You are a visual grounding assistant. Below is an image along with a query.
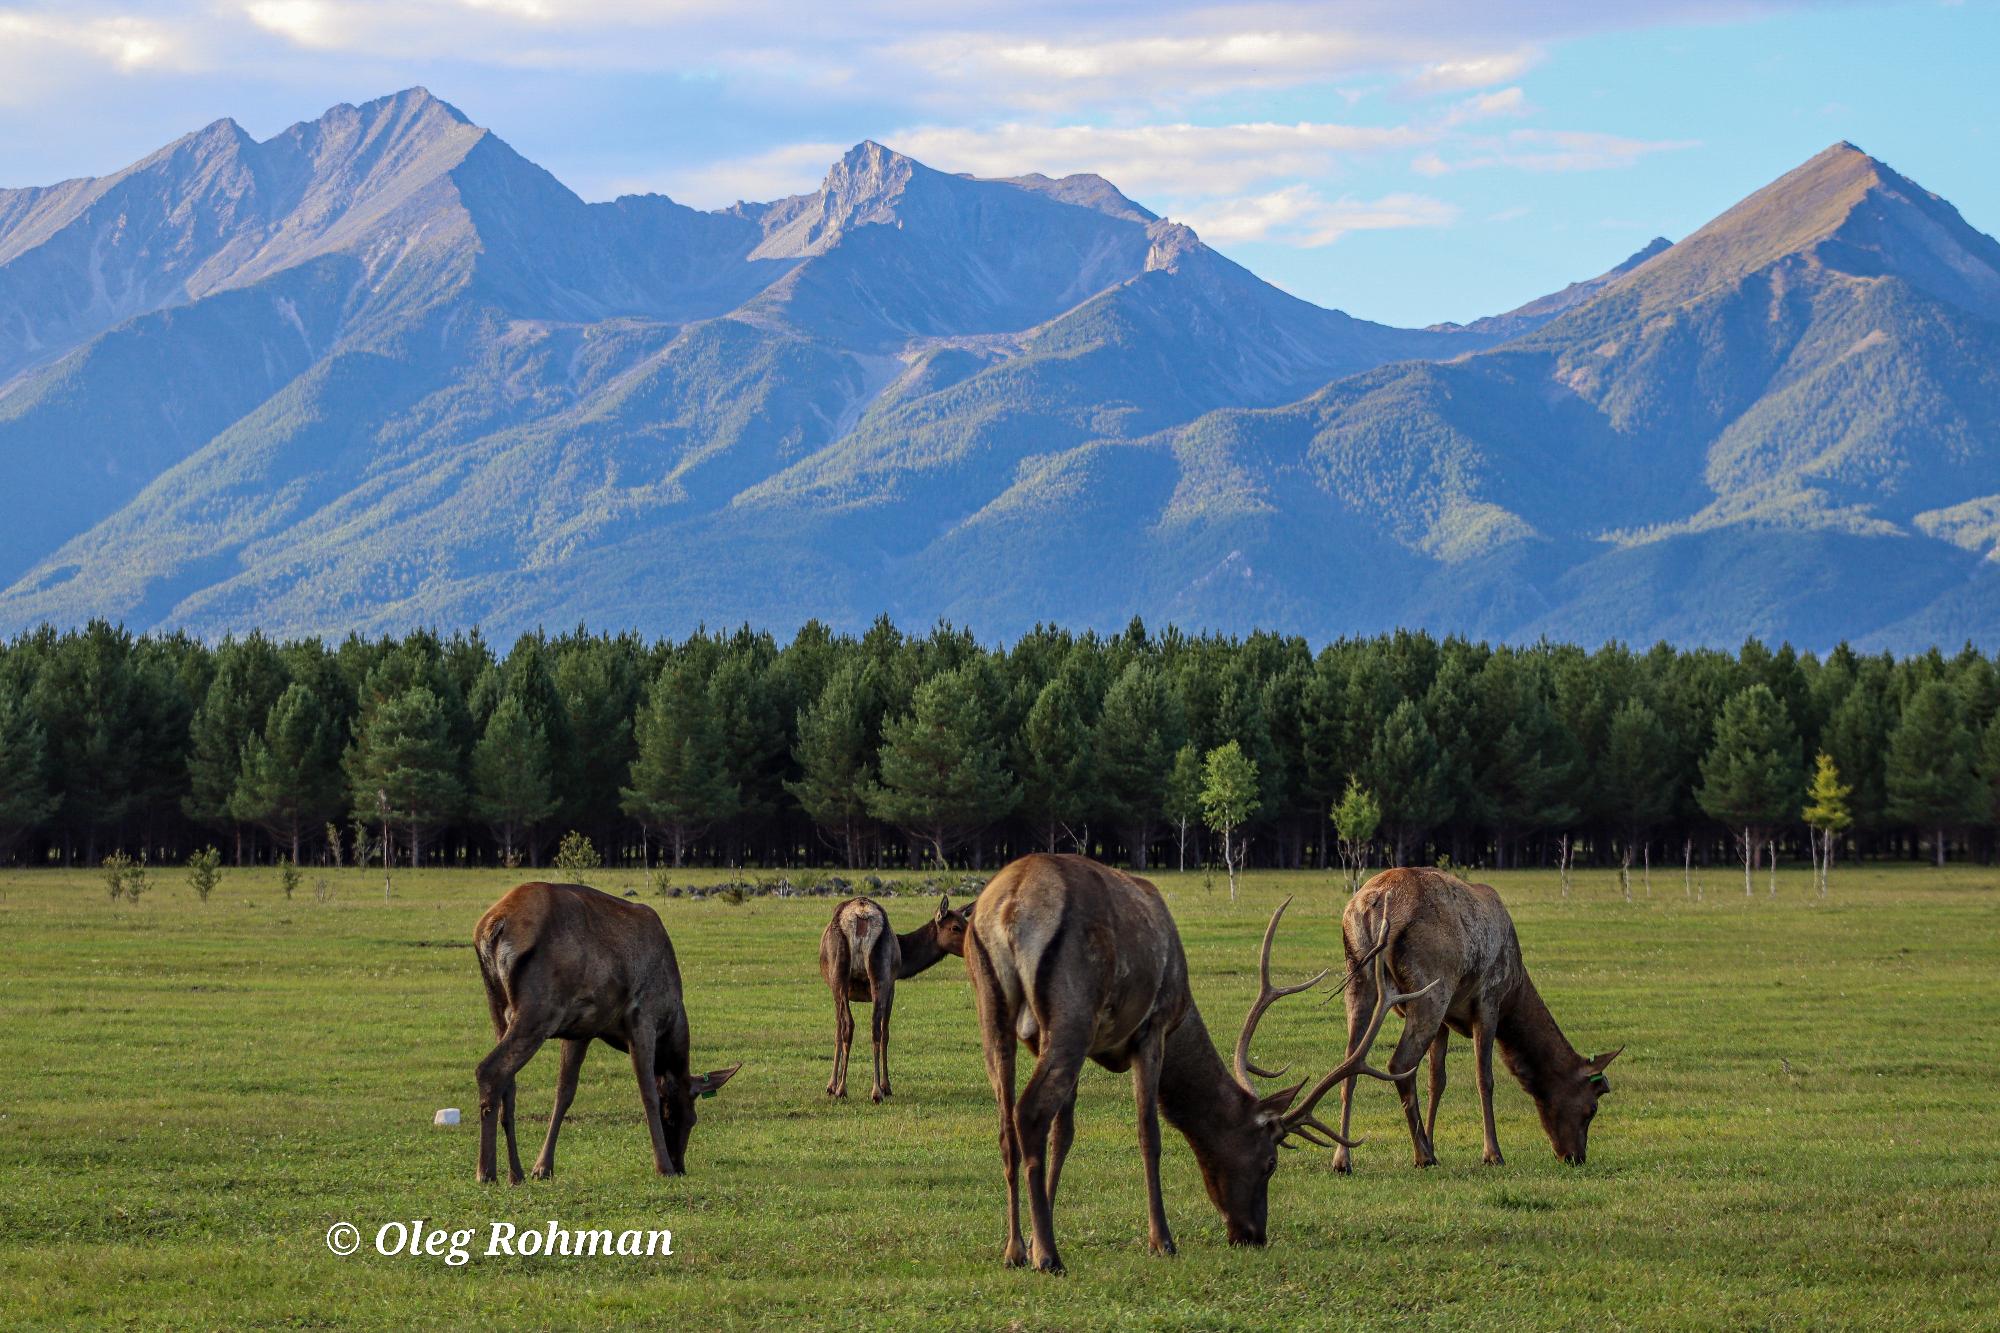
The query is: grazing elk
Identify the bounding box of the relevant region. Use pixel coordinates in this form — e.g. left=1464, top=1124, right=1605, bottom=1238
left=1326, top=867, right=1623, bottom=1172
left=473, top=881, right=740, bottom=1184
left=820, top=894, right=972, bottom=1102
left=965, top=854, right=1429, bottom=1274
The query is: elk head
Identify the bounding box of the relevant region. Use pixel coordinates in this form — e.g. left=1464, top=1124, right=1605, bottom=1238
left=932, top=894, right=973, bottom=955
left=656, top=1063, right=742, bottom=1173
left=1209, top=898, right=1434, bottom=1244
left=1536, top=1047, right=1621, bottom=1165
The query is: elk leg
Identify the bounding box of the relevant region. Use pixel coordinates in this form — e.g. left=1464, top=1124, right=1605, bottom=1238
left=1331, top=1075, right=1360, bottom=1174
left=823, top=932, right=853, bottom=1098
left=1129, top=1027, right=1176, bottom=1257
left=1331, top=958, right=1374, bottom=1175
left=532, top=1038, right=589, bottom=1179
left=627, top=1021, right=676, bottom=1176
left=1387, top=1005, right=1445, bottom=1168
left=967, top=931, right=1027, bottom=1268
left=1425, top=1028, right=1450, bottom=1146
left=475, top=1026, right=546, bottom=1185
left=870, top=974, right=896, bottom=1102
left=1474, top=1021, right=1505, bottom=1166
left=1017, top=1030, right=1089, bottom=1275
left=829, top=987, right=854, bottom=1098
left=1045, top=1100, right=1076, bottom=1204
left=501, top=1081, right=526, bottom=1185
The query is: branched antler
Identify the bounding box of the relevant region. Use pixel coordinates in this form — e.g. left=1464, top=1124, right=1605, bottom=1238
left=1281, top=902, right=1438, bottom=1144
left=1232, top=897, right=1329, bottom=1089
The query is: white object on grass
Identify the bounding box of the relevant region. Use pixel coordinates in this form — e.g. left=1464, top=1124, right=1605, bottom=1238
left=433, top=1108, right=461, bottom=1127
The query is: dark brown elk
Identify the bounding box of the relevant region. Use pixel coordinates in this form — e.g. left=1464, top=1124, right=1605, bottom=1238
left=472, top=881, right=740, bottom=1183
left=820, top=894, right=971, bottom=1102
left=964, top=853, right=1427, bottom=1273
left=1326, top=867, right=1622, bottom=1171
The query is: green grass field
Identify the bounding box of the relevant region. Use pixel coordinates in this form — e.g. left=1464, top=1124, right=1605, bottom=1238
left=2, top=860, right=1995, bottom=1330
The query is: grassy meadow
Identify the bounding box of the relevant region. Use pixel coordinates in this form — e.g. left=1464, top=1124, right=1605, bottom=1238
left=0, top=859, right=1995, bottom=1330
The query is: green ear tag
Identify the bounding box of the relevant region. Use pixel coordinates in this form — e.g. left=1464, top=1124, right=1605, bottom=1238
left=699, top=1088, right=717, bottom=1099
left=1587, top=1073, right=1608, bottom=1088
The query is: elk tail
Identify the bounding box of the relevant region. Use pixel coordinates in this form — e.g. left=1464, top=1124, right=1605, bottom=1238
left=475, top=917, right=525, bottom=1037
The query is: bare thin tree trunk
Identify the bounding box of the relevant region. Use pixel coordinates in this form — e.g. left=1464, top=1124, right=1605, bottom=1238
left=1683, top=837, right=1693, bottom=900
left=1742, top=826, right=1753, bottom=897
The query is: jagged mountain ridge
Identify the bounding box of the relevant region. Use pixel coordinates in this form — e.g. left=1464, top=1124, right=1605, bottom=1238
left=0, top=88, right=1488, bottom=629
left=3, top=95, right=1997, bottom=649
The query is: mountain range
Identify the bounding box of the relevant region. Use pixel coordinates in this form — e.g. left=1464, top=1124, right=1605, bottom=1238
left=4, top=88, right=1999, bottom=650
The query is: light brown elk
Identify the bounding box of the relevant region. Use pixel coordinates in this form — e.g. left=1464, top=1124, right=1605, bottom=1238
left=965, top=853, right=1428, bottom=1274
left=820, top=894, right=972, bottom=1102
left=473, top=881, right=740, bottom=1183
left=1326, top=867, right=1622, bottom=1171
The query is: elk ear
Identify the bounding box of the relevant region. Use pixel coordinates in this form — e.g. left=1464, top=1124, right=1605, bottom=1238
left=936, top=894, right=951, bottom=920
left=1256, top=1080, right=1306, bottom=1119
left=689, top=1063, right=742, bottom=1099
left=1585, top=1047, right=1624, bottom=1074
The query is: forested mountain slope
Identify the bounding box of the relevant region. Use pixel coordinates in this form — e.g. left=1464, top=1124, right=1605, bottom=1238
left=3, top=97, right=1998, bottom=649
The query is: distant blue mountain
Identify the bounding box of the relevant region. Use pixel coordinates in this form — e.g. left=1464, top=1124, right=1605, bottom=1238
left=3, top=94, right=1996, bottom=650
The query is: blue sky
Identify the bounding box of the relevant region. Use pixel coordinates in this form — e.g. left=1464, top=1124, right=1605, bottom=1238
left=1, top=0, right=1993, bottom=325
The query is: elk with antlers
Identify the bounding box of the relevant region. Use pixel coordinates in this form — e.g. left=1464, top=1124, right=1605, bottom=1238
left=964, top=853, right=1428, bottom=1273
left=820, top=894, right=972, bottom=1102
left=473, top=881, right=740, bottom=1183
left=1326, top=867, right=1623, bottom=1172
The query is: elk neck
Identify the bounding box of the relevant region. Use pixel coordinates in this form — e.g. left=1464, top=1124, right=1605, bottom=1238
left=893, top=923, right=950, bottom=979
left=1494, top=975, right=1587, bottom=1104
left=1156, top=1007, right=1261, bottom=1148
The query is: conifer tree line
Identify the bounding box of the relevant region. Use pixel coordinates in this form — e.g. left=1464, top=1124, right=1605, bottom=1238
left=3, top=616, right=1998, bottom=875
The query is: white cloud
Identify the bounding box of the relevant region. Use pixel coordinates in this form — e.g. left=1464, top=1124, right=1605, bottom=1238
left=0, top=9, right=195, bottom=105
left=1417, top=129, right=1701, bottom=174
left=1444, top=86, right=1531, bottom=126
left=1405, top=49, right=1541, bottom=94
left=1181, top=185, right=1458, bottom=247
left=891, top=122, right=1428, bottom=198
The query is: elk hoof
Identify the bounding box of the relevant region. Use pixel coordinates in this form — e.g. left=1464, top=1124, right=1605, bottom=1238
left=530, top=1164, right=553, bottom=1180
left=1482, top=1151, right=1506, bottom=1167
left=1002, top=1241, right=1028, bottom=1268
left=870, top=1088, right=884, bottom=1104
left=1034, top=1254, right=1066, bottom=1277
left=1331, top=1156, right=1353, bottom=1176
left=507, top=1170, right=525, bottom=1185
left=475, top=1169, right=496, bottom=1185
left=1148, top=1235, right=1177, bottom=1258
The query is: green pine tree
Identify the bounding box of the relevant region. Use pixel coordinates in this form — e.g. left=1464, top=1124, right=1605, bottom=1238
left=0, top=692, right=59, bottom=862
left=1093, top=661, right=1184, bottom=870
left=1016, top=674, right=1093, bottom=853
left=867, top=663, right=1019, bottom=868
left=1885, top=680, right=1980, bottom=867
left=1697, top=684, right=1804, bottom=894
left=622, top=658, right=738, bottom=866
left=1367, top=698, right=1450, bottom=867
left=786, top=663, right=877, bottom=868
left=1601, top=698, right=1673, bottom=897
left=230, top=682, right=344, bottom=864
left=470, top=694, right=559, bottom=866
left=345, top=686, right=466, bottom=869
left=184, top=636, right=287, bottom=862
